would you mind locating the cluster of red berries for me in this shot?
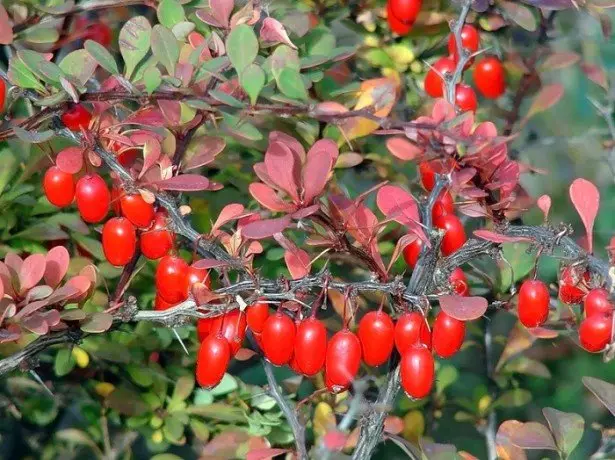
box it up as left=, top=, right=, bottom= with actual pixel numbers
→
left=386, top=0, right=422, bottom=35
left=424, top=25, right=506, bottom=112
left=154, top=255, right=211, bottom=310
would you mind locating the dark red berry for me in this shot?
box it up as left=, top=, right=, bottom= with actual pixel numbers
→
left=434, top=214, right=466, bottom=255
left=473, top=56, right=506, bottom=99
left=120, top=193, right=155, bottom=228
left=387, top=1, right=412, bottom=35
left=403, top=238, right=423, bottom=269
left=155, top=255, right=189, bottom=304
left=584, top=288, right=614, bottom=318
left=196, top=334, right=230, bottom=388
left=424, top=57, right=456, bottom=98
left=61, top=104, right=92, bottom=131
left=210, top=309, right=247, bottom=356
left=455, top=84, right=478, bottom=112
left=450, top=267, right=469, bottom=296
left=518, top=280, right=550, bottom=328
left=448, top=24, right=480, bottom=62
left=579, top=314, right=612, bottom=353
left=246, top=299, right=270, bottom=333
left=140, top=211, right=174, bottom=260
left=432, top=190, right=454, bottom=221
left=389, top=0, right=422, bottom=25
left=325, top=329, right=361, bottom=393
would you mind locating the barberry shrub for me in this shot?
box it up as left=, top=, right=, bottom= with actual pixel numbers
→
left=0, top=0, right=614, bottom=459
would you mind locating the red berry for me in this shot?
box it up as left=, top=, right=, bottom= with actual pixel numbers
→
left=448, top=25, right=480, bottom=61
left=75, top=174, right=110, bottom=223
left=84, top=23, right=112, bottom=47
left=61, top=104, right=92, bottom=131
left=584, top=288, right=614, bottom=318
left=473, top=56, right=506, bottom=99
left=294, top=317, right=327, bottom=376
left=389, top=0, right=422, bottom=25
left=197, top=317, right=216, bottom=342
left=455, top=84, right=478, bottom=112
left=400, top=345, right=434, bottom=399
left=289, top=353, right=303, bottom=374
left=210, top=309, right=247, bottom=356
left=432, top=311, right=465, bottom=358
left=432, top=190, right=454, bottom=221
left=419, top=161, right=436, bottom=191
left=395, top=311, right=431, bottom=353
left=403, top=238, right=423, bottom=269
left=579, top=314, right=613, bottom=352
left=120, top=193, right=155, bottom=228
left=450, top=267, right=469, bottom=296
left=196, top=334, right=230, bottom=388
left=0, top=78, right=6, bottom=112
left=102, top=217, right=136, bottom=266
left=558, top=266, right=590, bottom=305
left=252, top=331, right=265, bottom=350
left=261, top=312, right=296, bottom=366
left=140, top=212, right=174, bottom=260
left=43, top=166, right=75, bottom=207
left=387, top=2, right=412, bottom=35
left=187, top=264, right=212, bottom=290
left=117, top=148, right=140, bottom=168
left=518, top=280, right=550, bottom=328
left=246, top=300, right=270, bottom=333
left=358, top=311, right=395, bottom=367
left=325, top=329, right=361, bottom=393
left=155, top=255, right=189, bottom=304
left=154, top=294, right=173, bottom=311
left=434, top=214, right=466, bottom=255
left=424, top=57, right=455, bottom=98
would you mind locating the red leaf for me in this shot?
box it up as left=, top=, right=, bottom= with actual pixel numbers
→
left=0, top=262, right=16, bottom=298
left=275, top=233, right=311, bottom=280
left=537, top=194, right=551, bottom=220
left=241, top=215, right=292, bottom=240
left=384, top=416, right=404, bottom=435
left=56, top=147, right=84, bottom=174
left=5, top=252, right=23, bottom=273
left=157, top=100, right=181, bottom=126
left=376, top=185, right=423, bottom=239
left=303, top=139, right=338, bottom=203
left=22, top=314, right=49, bottom=335
left=249, top=183, right=294, bottom=212
left=527, top=327, right=558, bottom=339
left=439, top=295, right=488, bottom=321
left=246, top=448, right=290, bottom=460
left=156, top=174, right=211, bottom=191
left=211, top=0, right=234, bottom=27
left=291, top=204, right=320, bottom=219
left=265, top=141, right=300, bottom=202
left=386, top=137, right=422, bottom=161
left=473, top=230, right=532, bottom=244
left=510, top=422, right=557, bottom=450
left=525, top=84, right=564, bottom=121
left=322, top=431, right=347, bottom=452
left=260, top=17, right=296, bottom=49
left=183, top=137, right=225, bottom=171
left=19, top=254, right=46, bottom=292
left=581, top=63, right=608, bottom=90
left=569, top=178, right=600, bottom=253
left=212, top=203, right=245, bottom=233
left=269, top=131, right=306, bottom=163
left=0, top=5, right=13, bottom=45
left=191, top=259, right=231, bottom=269
left=139, top=137, right=161, bottom=179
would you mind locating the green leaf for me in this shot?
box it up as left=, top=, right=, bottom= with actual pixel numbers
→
left=143, top=66, right=162, bottom=94
left=163, top=415, right=185, bottom=442
left=119, top=16, right=152, bottom=79
left=435, top=365, right=458, bottom=395
left=221, top=112, right=263, bottom=141
left=22, top=26, right=59, bottom=44
left=187, top=403, right=247, bottom=422
left=56, top=429, right=102, bottom=455
left=582, top=376, right=615, bottom=416
left=151, top=25, right=180, bottom=76
left=107, top=386, right=148, bottom=416
left=171, top=22, right=195, bottom=41
left=8, top=57, right=45, bottom=91
left=18, top=50, right=64, bottom=85
left=54, top=348, right=75, bottom=377
left=189, top=418, right=210, bottom=441
left=0, top=147, right=16, bottom=197
left=157, top=0, right=185, bottom=28
left=172, top=376, right=195, bottom=402
left=12, top=222, right=68, bottom=241
left=276, top=67, right=308, bottom=100
left=494, top=389, right=532, bottom=408
left=226, top=24, right=258, bottom=73
left=59, top=50, right=98, bottom=85
left=240, top=64, right=265, bottom=105
left=252, top=393, right=277, bottom=411
left=193, top=56, right=230, bottom=83
left=542, top=408, right=584, bottom=457
left=193, top=388, right=214, bottom=406
left=85, top=40, right=119, bottom=75
left=210, top=374, right=237, bottom=396
left=151, top=455, right=183, bottom=460
left=127, top=365, right=154, bottom=387
left=209, top=89, right=246, bottom=108
left=13, top=127, right=54, bottom=144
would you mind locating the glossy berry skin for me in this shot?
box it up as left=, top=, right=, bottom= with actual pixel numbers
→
left=196, top=334, right=230, bottom=388
left=401, top=345, right=434, bottom=399
left=154, top=294, right=173, bottom=311
left=120, top=193, right=155, bottom=228
left=403, top=238, right=423, bottom=269
left=473, top=56, right=506, bottom=99
left=102, top=217, right=136, bottom=266
left=558, top=266, right=590, bottom=305
left=75, top=174, right=110, bottom=223
left=424, top=57, right=455, bottom=98
left=432, top=190, right=454, bottom=221
left=61, top=104, right=92, bottom=131
left=210, top=309, right=247, bottom=356
left=579, top=314, right=612, bottom=352
left=518, top=280, right=550, bottom=328
left=140, top=212, right=174, bottom=260
left=325, top=329, right=362, bottom=393
left=187, top=265, right=211, bottom=290
left=155, top=255, right=189, bottom=304
left=358, top=311, right=395, bottom=367
left=387, top=2, right=412, bottom=36
left=246, top=300, right=270, bottom=333
left=584, top=288, right=614, bottom=318
left=455, top=84, right=478, bottom=112
left=43, top=166, right=75, bottom=207
left=196, top=317, right=216, bottom=342
left=448, top=25, right=480, bottom=61
left=389, top=0, right=422, bottom=25
left=432, top=311, right=465, bottom=358
left=294, top=317, right=327, bottom=376
left=395, top=311, right=431, bottom=353
left=450, top=267, right=469, bottom=296
left=419, top=161, right=436, bottom=191
left=0, top=78, right=6, bottom=112
left=261, top=312, right=296, bottom=366
left=434, top=214, right=466, bottom=256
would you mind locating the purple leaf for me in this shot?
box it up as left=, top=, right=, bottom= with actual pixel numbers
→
left=376, top=185, right=424, bottom=240
left=269, top=131, right=306, bottom=162
left=139, top=137, right=161, bottom=179
left=569, top=178, right=600, bottom=253
left=156, top=174, right=211, bottom=191
left=211, top=203, right=245, bottom=233
left=0, top=5, right=13, bottom=45
left=56, top=147, right=84, bottom=174
left=22, top=314, right=49, bottom=335
left=303, top=139, right=338, bottom=203
left=542, top=408, right=585, bottom=455
left=265, top=141, right=300, bottom=202
left=12, top=299, right=47, bottom=321
left=241, top=215, right=292, bottom=240
left=5, top=252, right=23, bottom=274
left=249, top=183, right=294, bottom=212
left=260, top=17, right=297, bottom=49
left=291, top=204, right=320, bottom=219
left=19, top=254, right=46, bottom=292
left=192, top=259, right=231, bottom=269
left=439, top=295, right=488, bottom=321
left=582, top=376, right=615, bottom=416
left=521, top=0, right=576, bottom=10
left=473, top=230, right=532, bottom=244
left=183, top=137, right=226, bottom=171
left=386, top=137, right=422, bottom=161
left=510, top=422, right=558, bottom=450
left=157, top=99, right=181, bottom=126
left=211, top=0, right=234, bottom=28
left=274, top=233, right=310, bottom=279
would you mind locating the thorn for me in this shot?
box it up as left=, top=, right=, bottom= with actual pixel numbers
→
left=172, top=328, right=190, bottom=355
left=29, top=370, right=54, bottom=398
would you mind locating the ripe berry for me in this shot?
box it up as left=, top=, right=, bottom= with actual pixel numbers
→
left=117, top=148, right=140, bottom=168
left=448, top=24, right=480, bottom=61
left=61, top=104, right=92, bottom=131
left=387, top=2, right=412, bottom=36
left=140, top=212, right=174, bottom=260
left=432, top=311, right=465, bottom=358
left=389, top=0, right=422, bottom=25
left=419, top=161, right=436, bottom=191
left=75, top=174, right=110, bottom=223
left=196, top=334, right=230, bottom=388
left=154, top=294, right=173, bottom=311
left=584, top=288, right=614, bottom=318
left=558, top=266, right=590, bottom=305
left=0, top=78, right=6, bottom=112
left=400, top=345, right=434, bottom=399
left=434, top=214, right=466, bottom=255
left=450, top=267, right=469, bottom=296
left=187, top=264, right=212, bottom=290
left=84, top=23, right=112, bottom=47
left=358, top=311, right=395, bottom=367
left=325, top=329, right=362, bottom=393
left=403, top=238, right=423, bottom=269
left=197, top=317, right=216, bottom=342
left=579, top=314, right=612, bottom=352
left=518, top=280, right=550, bottom=328
left=432, top=190, right=455, bottom=221
left=294, top=317, right=327, bottom=376
left=246, top=300, right=270, bottom=333
left=210, top=309, right=247, bottom=356
left=120, top=193, right=155, bottom=228
left=473, top=56, right=506, bottom=99
left=424, top=57, right=455, bottom=98
left=455, top=84, right=478, bottom=112
left=155, top=255, right=189, bottom=304
left=261, top=312, right=296, bottom=366
left=43, top=166, right=75, bottom=207
left=102, top=217, right=136, bottom=266
left=395, top=311, right=431, bottom=353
